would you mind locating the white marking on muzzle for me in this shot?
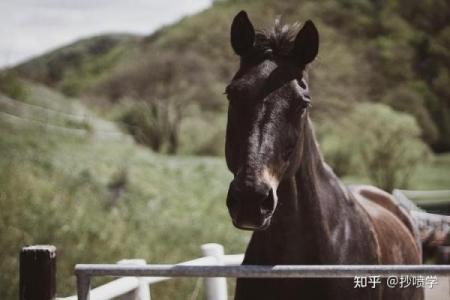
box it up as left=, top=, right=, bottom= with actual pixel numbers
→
left=261, top=167, right=280, bottom=209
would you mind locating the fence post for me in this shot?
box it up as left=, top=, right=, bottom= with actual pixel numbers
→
left=76, top=273, right=91, bottom=300
left=201, top=243, right=227, bottom=300
left=118, top=259, right=151, bottom=300
left=20, top=245, right=56, bottom=300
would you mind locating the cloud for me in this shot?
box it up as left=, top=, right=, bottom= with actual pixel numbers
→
left=0, top=0, right=211, bottom=68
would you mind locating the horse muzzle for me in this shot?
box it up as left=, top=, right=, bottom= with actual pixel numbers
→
left=226, top=180, right=277, bottom=231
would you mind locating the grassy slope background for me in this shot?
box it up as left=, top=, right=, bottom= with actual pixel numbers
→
left=1, top=0, right=450, bottom=299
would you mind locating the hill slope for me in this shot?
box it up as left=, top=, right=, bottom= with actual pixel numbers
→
left=11, top=0, right=450, bottom=151
left=14, top=34, right=139, bottom=97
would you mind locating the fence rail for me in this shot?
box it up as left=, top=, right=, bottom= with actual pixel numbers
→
left=75, top=264, right=450, bottom=278
left=393, top=189, right=450, bottom=215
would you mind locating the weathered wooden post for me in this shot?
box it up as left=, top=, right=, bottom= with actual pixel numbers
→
left=201, top=243, right=227, bottom=300
left=20, top=245, right=56, bottom=300
left=76, top=273, right=91, bottom=300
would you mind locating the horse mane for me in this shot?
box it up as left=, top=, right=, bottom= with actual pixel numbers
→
left=254, top=18, right=302, bottom=58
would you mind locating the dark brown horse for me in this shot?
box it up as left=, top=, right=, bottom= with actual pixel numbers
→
left=224, top=11, right=426, bottom=300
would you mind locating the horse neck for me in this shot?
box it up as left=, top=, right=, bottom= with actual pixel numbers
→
left=254, top=115, right=352, bottom=263
left=294, top=117, right=345, bottom=240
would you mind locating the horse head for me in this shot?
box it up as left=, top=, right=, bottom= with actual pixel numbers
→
left=225, top=11, right=319, bottom=230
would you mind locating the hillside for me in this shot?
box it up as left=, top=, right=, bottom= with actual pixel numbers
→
left=10, top=0, right=450, bottom=153
left=14, top=34, right=139, bottom=97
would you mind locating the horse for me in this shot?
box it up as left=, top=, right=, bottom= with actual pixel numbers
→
left=224, top=11, right=428, bottom=300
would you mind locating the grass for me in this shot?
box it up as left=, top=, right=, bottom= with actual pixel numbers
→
left=412, top=153, right=450, bottom=190
left=342, top=154, right=450, bottom=193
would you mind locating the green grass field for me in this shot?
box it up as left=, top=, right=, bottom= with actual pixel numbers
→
left=342, top=153, right=450, bottom=190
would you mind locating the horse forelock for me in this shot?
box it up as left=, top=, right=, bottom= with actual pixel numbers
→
left=254, top=17, right=301, bottom=58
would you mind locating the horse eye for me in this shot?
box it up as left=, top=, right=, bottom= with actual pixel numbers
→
left=283, top=143, right=296, bottom=161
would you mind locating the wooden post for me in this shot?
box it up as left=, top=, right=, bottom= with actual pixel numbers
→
left=201, top=243, right=227, bottom=300
left=76, top=273, right=91, bottom=300
left=20, top=245, right=56, bottom=300
left=117, top=259, right=151, bottom=300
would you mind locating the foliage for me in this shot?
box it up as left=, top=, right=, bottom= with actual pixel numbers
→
left=320, top=0, right=450, bottom=151
left=0, top=71, right=27, bottom=101
left=14, top=34, right=137, bottom=97
left=316, top=122, right=356, bottom=177
left=317, top=102, right=431, bottom=191
left=353, top=104, right=430, bottom=191
left=100, top=49, right=225, bottom=154
left=120, top=101, right=169, bottom=152
left=381, top=83, right=439, bottom=144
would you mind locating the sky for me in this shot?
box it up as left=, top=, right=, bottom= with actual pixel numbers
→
left=0, top=0, right=212, bottom=68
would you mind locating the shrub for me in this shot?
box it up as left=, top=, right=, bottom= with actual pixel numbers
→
left=316, top=125, right=356, bottom=177
left=381, top=84, right=439, bottom=144
left=349, top=103, right=430, bottom=191
left=120, top=101, right=169, bottom=152
left=317, top=103, right=430, bottom=191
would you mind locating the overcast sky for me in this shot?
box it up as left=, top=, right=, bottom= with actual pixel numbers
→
left=0, top=0, right=212, bottom=68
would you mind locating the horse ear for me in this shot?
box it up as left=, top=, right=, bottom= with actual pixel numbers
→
left=291, top=20, right=319, bottom=66
left=230, top=11, right=255, bottom=56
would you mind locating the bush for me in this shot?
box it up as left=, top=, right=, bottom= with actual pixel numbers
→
left=349, top=103, right=429, bottom=191
left=316, top=121, right=356, bottom=177
left=381, top=84, right=439, bottom=144
left=120, top=101, right=168, bottom=152
left=317, top=103, right=430, bottom=191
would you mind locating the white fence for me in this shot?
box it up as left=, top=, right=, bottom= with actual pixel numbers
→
left=66, top=243, right=450, bottom=300
left=60, top=243, right=243, bottom=300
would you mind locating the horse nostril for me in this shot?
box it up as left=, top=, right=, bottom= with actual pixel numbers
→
left=260, top=189, right=275, bottom=216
